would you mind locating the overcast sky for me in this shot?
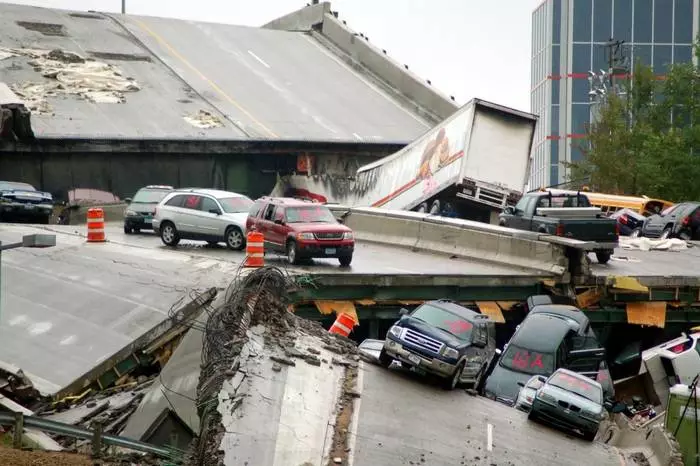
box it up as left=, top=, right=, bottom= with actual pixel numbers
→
left=4, top=0, right=542, bottom=112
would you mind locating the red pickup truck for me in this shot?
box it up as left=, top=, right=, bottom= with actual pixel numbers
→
left=246, top=197, right=355, bottom=266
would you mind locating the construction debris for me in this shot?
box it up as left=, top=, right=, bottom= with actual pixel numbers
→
left=0, top=46, right=140, bottom=114
left=183, top=109, right=224, bottom=129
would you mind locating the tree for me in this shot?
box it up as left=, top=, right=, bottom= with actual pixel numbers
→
left=567, top=43, right=700, bottom=202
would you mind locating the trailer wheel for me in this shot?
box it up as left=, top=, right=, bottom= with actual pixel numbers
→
left=429, top=199, right=441, bottom=215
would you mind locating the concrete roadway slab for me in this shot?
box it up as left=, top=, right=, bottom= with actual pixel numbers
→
left=589, top=245, right=700, bottom=278
left=42, top=223, right=551, bottom=277
left=351, top=363, right=624, bottom=466
left=0, top=223, right=239, bottom=395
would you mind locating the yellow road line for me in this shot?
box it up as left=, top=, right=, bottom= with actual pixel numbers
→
left=133, top=18, right=278, bottom=138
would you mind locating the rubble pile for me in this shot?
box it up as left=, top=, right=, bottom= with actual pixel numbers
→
left=188, top=266, right=360, bottom=466
left=0, top=46, right=140, bottom=114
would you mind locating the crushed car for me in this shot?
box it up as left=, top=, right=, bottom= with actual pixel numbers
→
left=0, top=181, right=53, bottom=224
left=379, top=299, right=497, bottom=390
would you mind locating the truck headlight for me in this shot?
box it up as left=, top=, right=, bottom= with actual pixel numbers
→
left=442, top=347, right=459, bottom=359
left=538, top=391, right=556, bottom=403
left=343, top=232, right=353, bottom=240
left=125, top=209, right=137, bottom=216
left=388, top=325, right=403, bottom=339
left=297, top=232, right=314, bottom=240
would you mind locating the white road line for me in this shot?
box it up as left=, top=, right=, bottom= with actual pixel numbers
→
left=487, top=423, right=493, bottom=452
left=248, top=50, right=270, bottom=68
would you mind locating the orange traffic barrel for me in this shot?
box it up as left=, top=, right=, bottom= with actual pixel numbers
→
left=329, top=313, right=356, bottom=337
left=244, top=231, right=264, bottom=267
left=86, top=207, right=106, bottom=243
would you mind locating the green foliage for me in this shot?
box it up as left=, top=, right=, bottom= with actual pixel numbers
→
left=568, top=43, right=700, bottom=202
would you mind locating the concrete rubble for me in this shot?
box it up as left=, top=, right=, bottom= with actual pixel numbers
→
left=187, top=266, right=360, bottom=466
left=0, top=46, right=140, bottom=114
left=183, top=109, right=225, bottom=129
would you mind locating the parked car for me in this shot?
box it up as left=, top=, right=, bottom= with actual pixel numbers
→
left=483, top=313, right=607, bottom=406
left=357, top=339, right=384, bottom=363
left=0, top=181, right=53, bottom=224
left=246, top=197, right=354, bottom=266
left=123, top=185, right=174, bottom=234
left=152, top=188, right=253, bottom=250
left=528, top=368, right=606, bottom=441
left=608, top=208, right=645, bottom=237
left=642, top=202, right=700, bottom=240
left=499, top=190, right=619, bottom=264
left=379, top=300, right=498, bottom=390
left=514, top=374, right=545, bottom=412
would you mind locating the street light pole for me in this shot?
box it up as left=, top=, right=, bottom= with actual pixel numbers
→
left=0, top=234, right=57, bottom=322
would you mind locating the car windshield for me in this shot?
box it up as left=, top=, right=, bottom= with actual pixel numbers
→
left=548, top=372, right=602, bottom=404
left=661, top=205, right=679, bottom=216
left=0, top=181, right=35, bottom=191
left=411, top=304, right=473, bottom=341
left=285, top=206, right=336, bottom=223
left=500, top=343, right=554, bottom=375
left=537, top=195, right=591, bottom=208
left=219, top=196, right=254, bottom=213
left=131, top=189, right=170, bottom=203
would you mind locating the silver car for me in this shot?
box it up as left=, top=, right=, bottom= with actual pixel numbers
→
left=514, top=375, right=544, bottom=412
left=152, top=188, right=253, bottom=250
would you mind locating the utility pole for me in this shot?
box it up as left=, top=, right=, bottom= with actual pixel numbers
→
left=121, top=0, right=126, bottom=14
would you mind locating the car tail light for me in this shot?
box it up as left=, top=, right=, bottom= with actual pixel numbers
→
left=682, top=216, right=690, bottom=226
left=619, top=214, right=628, bottom=225
left=555, top=224, right=564, bottom=236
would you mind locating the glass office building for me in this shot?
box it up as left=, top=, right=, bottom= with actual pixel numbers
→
left=530, top=0, right=698, bottom=188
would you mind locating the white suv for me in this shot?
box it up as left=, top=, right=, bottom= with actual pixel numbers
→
left=152, top=188, right=253, bottom=250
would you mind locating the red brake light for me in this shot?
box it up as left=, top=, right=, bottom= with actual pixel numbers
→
left=555, top=224, right=564, bottom=236
left=682, top=216, right=690, bottom=226
left=619, top=214, right=628, bottom=225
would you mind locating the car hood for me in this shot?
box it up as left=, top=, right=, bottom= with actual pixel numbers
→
left=288, top=222, right=352, bottom=233
left=127, top=202, right=159, bottom=213
left=541, top=385, right=603, bottom=412
left=399, top=317, right=469, bottom=348
left=1, top=188, right=52, bottom=202
left=484, top=364, right=535, bottom=402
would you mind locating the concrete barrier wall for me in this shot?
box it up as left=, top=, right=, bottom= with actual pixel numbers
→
left=331, top=206, right=568, bottom=274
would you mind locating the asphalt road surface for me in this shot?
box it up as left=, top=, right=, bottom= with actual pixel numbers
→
left=351, top=363, right=625, bottom=466
left=43, top=223, right=549, bottom=276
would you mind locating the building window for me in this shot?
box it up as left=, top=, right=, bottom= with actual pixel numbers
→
left=552, top=79, right=560, bottom=104
left=572, top=103, right=591, bottom=135
left=674, top=45, right=693, bottom=64
left=613, top=0, right=633, bottom=42
left=573, top=0, right=593, bottom=42
left=633, top=0, right=653, bottom=43
left=653, top=0, right=673, bottom=44
left=551, top=105, right=560, bottom=135
left=674, top=0, right=693, bottom=43
left=553, top=0, right=561, bottom=44
left=551, top=140, right=559, bottom=165
left=654, top=45, right=673, bottom=74
left=593, top=0, right=613, bottom=42
left=550, top=164, right=559, bottom=185
left=593, top=43, right=608, bottom=72
left=633, top=45, right=652, bottom=67
left=572, top=44, right=592, bottom=102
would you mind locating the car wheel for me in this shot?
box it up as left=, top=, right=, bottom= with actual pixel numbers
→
left=582, top=429, right=597, bottom=442
left=443, top=361, right=465, bottom=390
left=473, top=364, right=487, bottom=392
left=339, top=254, right=352, bottom=267
left=124, top=225, right=132, bottom=234
left=160, top=222, right=180, bottom=247
left=225, top=227, right=245, bottom=251
left=134, top=227, right=141, bottom=234
left=629, top=228, right=641, bottom=238
left=378, top=349, right=392, bottom=368
left=680, top=231, right=692, bottom=241
left=528, top=410, right=538, bottom=422
left=287, top=240, right=300, bottom=265
left=660, top=227, right=672, bottom=239
left=595, top=251, right=612, bottom=264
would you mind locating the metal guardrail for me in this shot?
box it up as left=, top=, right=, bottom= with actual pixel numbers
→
left=0, top=412, right=173, bottom=459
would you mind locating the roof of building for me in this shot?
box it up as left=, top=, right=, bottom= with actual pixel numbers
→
left=0, top=2, right=455, bottom=142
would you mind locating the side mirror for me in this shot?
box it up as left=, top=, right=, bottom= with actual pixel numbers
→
left=337, top=218, right=344, bottom=224
left=274, top=219, right=284, bottom=225
left=517, top=381, right=525, bottom=387
left=399, top=308, right=409, bottom=316
left=124, top=197, right=132, bottom=203
left=504, top=206, right=515, bottom=215
left=537, top=376, right=547, bottom=383
left=209, top=209, right=221, bottom=215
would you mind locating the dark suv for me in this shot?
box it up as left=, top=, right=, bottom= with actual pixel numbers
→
left=0, top=181, right=53, bottom=224
left=379, top=300, right=497, bottom=390
left=246, top=197, right=355, bottom=266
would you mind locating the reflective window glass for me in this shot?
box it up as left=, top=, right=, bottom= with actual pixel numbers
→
left=654, top=45, right=673, bottom=74
left=674, top=45, right=693, bottom=64
left=654, top=0, right=673, bottom=43
left=633, top=0, right=653, bottom=43
left=613, top=0, right=633, bottom=41
left=552, top=0, right=561, bottom=44
left=573, top=0, right=593, bottom=41
left=593, top=0, right=612, bottom=42
left=675, top=0, right=693, bottom=43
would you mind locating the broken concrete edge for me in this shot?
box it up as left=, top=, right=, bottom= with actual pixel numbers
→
left=54, top=287, right=217, bottom=401
left=324, top=363, right=359, bottom=466
left=598, top=413, right=684, bottom=466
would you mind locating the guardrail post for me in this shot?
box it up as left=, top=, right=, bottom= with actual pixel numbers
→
left=12, top=412, right=23, bottom=449
left=91, top=421, right=103, bottom=459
